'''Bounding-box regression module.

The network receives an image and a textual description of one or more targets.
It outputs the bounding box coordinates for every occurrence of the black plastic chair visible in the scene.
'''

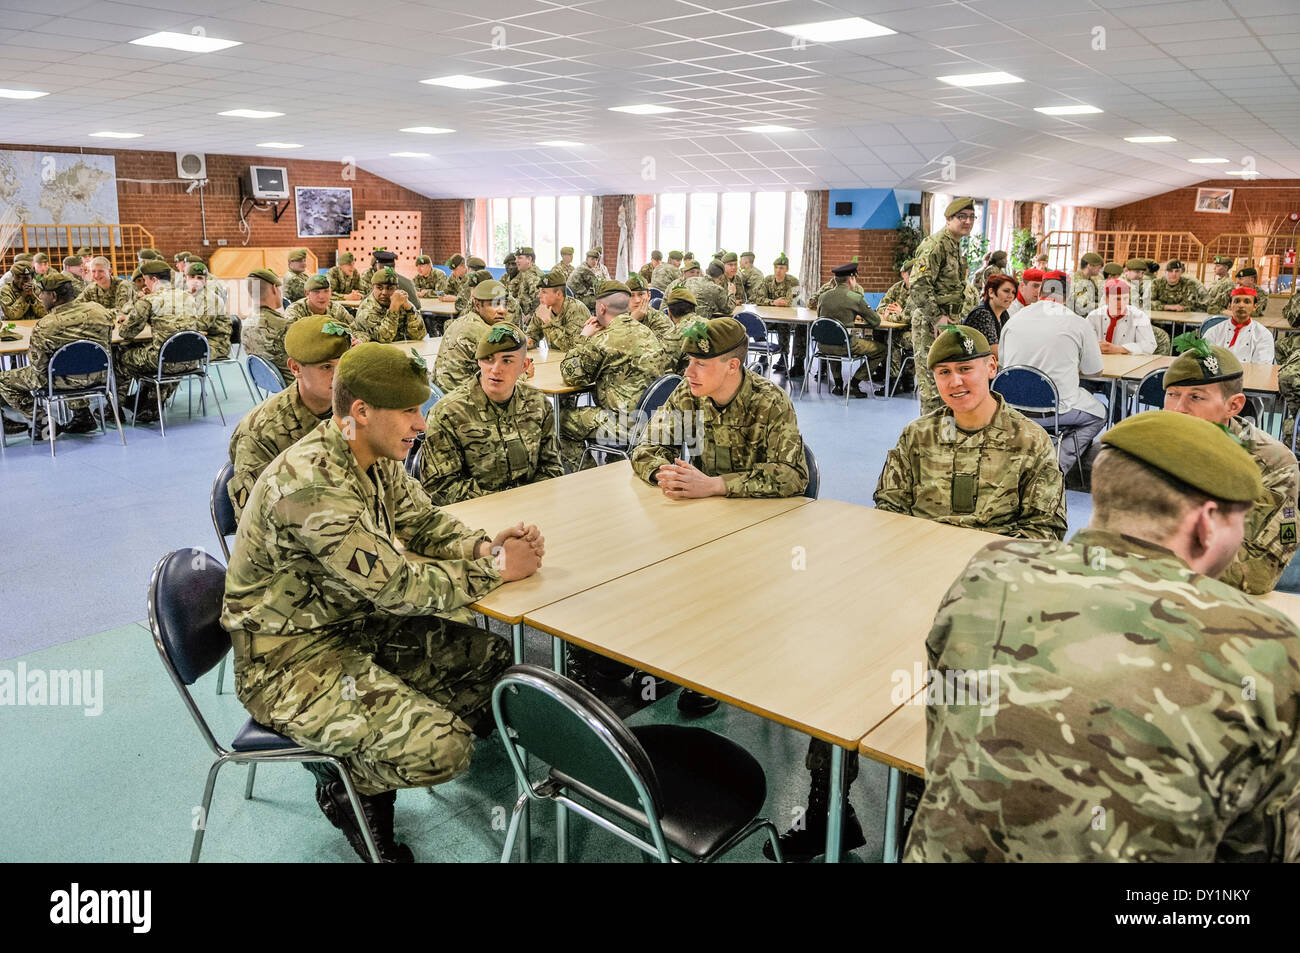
[132,330,225,435]
[803,441,819,499]
[648,288,664,308]
[579,373,682,469]
[799,318,874,406]
[147,549,381,862]
[993,365,1083,481]
[1133,368,1166,414]
[1201,315,1228,336]
[28,340,125,457]
[736,310,780,373]
[209,315,256,403]
[493,664,782,863]
[210,462,237,695]
[247,353,286,399]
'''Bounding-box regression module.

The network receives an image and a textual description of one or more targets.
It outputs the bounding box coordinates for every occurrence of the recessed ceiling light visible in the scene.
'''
[609,104,678,115]
[89,131,142,139]
[219,108,283,118]
[1034,105,1102,116]
[421,74,506,89]
[742,124,795,133]
[937,71,1023,87]
[130,31,241,53]
[1124,135,1176,143]
[537,140,583,147]
[1226,169,1260,176]
[389,151,430,158]
[0,88,48,99]
[257,142,302,149]
[1189,157,1229,163]
[400,126,454,134]
[774,17,895,43]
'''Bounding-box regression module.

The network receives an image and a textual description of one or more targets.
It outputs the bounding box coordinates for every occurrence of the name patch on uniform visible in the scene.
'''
[346,548,379,577]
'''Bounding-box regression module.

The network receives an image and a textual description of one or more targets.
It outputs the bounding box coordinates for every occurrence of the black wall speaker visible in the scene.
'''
[834,201,853,216]
[906,203,922,217]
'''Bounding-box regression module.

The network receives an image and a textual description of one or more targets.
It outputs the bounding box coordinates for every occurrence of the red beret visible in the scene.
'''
[1041,269,1068,282]
[1230,286,1257,298]
[1020,268,1044,281]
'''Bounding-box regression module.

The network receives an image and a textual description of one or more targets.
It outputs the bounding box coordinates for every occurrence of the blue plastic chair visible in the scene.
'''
[28,340,125,457]
[208,315,256,404]
[209,462,237,695]
[579,373,682,469]
[1134,368,1166,414]
[802,442,819,500]
[993,365,1083,480]
[799,318,874,406]
[735,310,781,373]
[247,354,286,399]
[132,331,224,436]
[648,288,664,308]
[1200,315,1228,336]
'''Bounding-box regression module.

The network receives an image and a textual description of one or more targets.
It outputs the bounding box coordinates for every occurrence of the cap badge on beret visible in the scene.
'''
[322,321,351,337]
[682,319,710,353]
[487,323,521,345]
[1173,332,1218,375]
[409,348,427,375]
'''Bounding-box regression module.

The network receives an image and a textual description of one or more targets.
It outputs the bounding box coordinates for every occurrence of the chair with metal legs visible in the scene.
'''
[209,462,237,695]
[798,318,875,406]
[247,353,286,399]
[578,373,681,469]
[208,315,256,403]
[28,340,126,457]
[131,331,225,436]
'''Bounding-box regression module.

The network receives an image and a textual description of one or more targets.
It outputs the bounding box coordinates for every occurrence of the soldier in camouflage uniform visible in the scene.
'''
[1,262,46,321]
[558,280,671,471]
[439,255,469,301]
[413,256,447,296]
[226,315,347,521]
[244,269,296,385]
[752,253,805,375]
[658,287,697,373]
[904,410,1300,862]
[222,342,544,862]
[287,273,354,327]
[738,251,763,300]
[351,268,426,344]
[1161,341,1298,595]
[60,256,86,295]
[113,259,203,417]
[639,251,662,284]
[566,249,602,312]
[500,253,519,299]
[1203,255,1234,313]
[626,274,673,339]
[969,249,1007,300]
[683,260,731,321]
[551,246,575,283]
[184,262,232,361]
[1207,266,1268,317]
[524,270,590,351]
[282,248,310,303]
[435,279,511,393]
[815,262,885,396]
[420,324,562,504]
[909,198,978,413]
[0,271,111,436]
[456,268,525,328]
[1068,251,1104,317]
[328,252,364,300]
[1151,258,1206,312]
[79,256,134,314]
[513,246,545,319]
[650,250,683,291]
[720,252,747,308]
[876,260,916,389]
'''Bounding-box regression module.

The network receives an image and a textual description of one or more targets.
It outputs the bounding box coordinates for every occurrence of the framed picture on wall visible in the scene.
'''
[296,186,354,237]
[1194,187,1233,214]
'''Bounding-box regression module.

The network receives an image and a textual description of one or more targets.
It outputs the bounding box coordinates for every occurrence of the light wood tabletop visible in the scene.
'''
[1089,352,1165,379]
[437,461,811,624]
[1258,589,1300,626]
[859,698,926,778]
[1148,310,1211,325]
[525,359,587,395]
[3,319,155,356]
[1122,355,1278,392]
[736,304,817,323]
[385,336,442,362]
[418,297,458,316]
[526,499,998,746]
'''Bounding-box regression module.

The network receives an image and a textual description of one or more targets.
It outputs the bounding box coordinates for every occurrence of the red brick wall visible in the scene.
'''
[817,193,900,292]
[0,143,463,267]
[1107,179,1300,242]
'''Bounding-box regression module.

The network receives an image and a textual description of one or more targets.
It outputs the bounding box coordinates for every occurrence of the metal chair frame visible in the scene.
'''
[209,462,236,695]
[798,318,875,406]
[28,340,125,457]
[207,315,256,403]
[247,353,287,400]
[578,373,682,469]
[131,330,225,436]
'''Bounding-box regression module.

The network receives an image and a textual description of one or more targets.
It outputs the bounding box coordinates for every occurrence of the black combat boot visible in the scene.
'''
[305,763,413,862]
[64,407,99,434]
[763,769,865,862]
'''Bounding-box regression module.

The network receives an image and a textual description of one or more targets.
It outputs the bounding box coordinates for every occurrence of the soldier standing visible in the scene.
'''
[908,197,977,414]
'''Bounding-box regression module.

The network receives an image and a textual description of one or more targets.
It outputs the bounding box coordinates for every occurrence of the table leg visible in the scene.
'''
[882,768,905,863]
[550,393,564,473]
[510,620,530,863]
[883,326,893,398]
[824,744,845,863]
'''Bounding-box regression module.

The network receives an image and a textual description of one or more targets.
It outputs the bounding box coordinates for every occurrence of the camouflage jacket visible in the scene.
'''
[1069,272,1102,317]
[566,263,600,311]
[455,279,524,327]
[78,277,134,314]
[226,381,330,521]
[1284,290,1300,328]
[286,297,353,327]
[631,370,808,498]
[970,264,1004,299]
[515,265,545,318]
[722,272,748,308]
[637,306,674,340]
[878,279,908,313]
[244,305,295,383]
[650,262,681,292]
[1,282,46,321]
[1151,276,1206,311]
[560,313,670,413]
[188,286,232,361]
[551,261,574,283]
[1217,416,1300,595]
[22,299,113,387]
[350,294,426,344]
[682,276,730,321]
[739,265,764,296]
[418,375,563,504]
[443,272,470,300]
[753,274,800,307]
[118,281,202,371]
[433,311,494,393]
[359,268,420,303]
[221,418,501,646]
[327,265,362,297]
[904,528,1300,862]
[908,228,972,331]
[282,270,309,303]
[806,278,836,310]
[414,271,447,295]
[874,394,1067,540]
[638,262,656,283]
[525,296,590,351]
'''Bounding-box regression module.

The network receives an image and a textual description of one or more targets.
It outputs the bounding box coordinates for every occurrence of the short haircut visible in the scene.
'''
[983,274,1018,302]
[600,291,630,314]
[52,283,79,305]
[667,299,694,319]
[1091,446,1250,537]
[332,374,361,419]
[720,341,748,366]
[89,256,111,270]
[1218,377,1244,400]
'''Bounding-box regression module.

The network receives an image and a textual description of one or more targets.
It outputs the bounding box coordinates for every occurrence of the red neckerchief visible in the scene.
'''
[1228,317,1250,348]
[1015,291,1028,305]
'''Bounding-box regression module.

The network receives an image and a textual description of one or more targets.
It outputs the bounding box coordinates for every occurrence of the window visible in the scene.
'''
[558,196,581,262]
[688,193,718,258]
[752,192,787,273]
[658,194,686,255]
[490,198,510,266]
[719,192,750,254]
[483,195,595,268]
[510,197,531,256]
[533,195,556,266]
[787,191,807,277]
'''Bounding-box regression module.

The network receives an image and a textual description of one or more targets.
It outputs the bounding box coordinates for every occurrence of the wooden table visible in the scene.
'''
[1123,355,1278,393]
[1258,589,1300,625]
[418,297,458,316]
[1081,353,1162,417]
[2,319,153,367]
[525,499,998,862]
[520,359,589,463]
[737,305,908,395]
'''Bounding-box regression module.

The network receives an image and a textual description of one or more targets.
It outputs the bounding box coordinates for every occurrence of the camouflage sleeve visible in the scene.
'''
[1256,288,1269,318]
[418,408,487,505]
[403,308,426,341]
[113,281,133,314]
[1284,293,1300,328]
[536,400,564,480]
[366,307,404,344]
[277,484,500,616]
[806,279,834,310]
[1206,281,1231,315]
[873,435,916,515]
[26,319,56,378]
[1218,457,1299,595]
[524,311,543,345]
[907,239,944,329]
[560,337,602,386]
[751,278,774,306]
[391,468,491,561]
[722,399,808,498]
[227,431,278,522]
[119,296,151,340]
[1012,441,1069,541]
[631,390,686,484]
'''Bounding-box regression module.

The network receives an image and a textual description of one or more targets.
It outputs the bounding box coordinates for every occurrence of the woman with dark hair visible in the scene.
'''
[962,274,1018,361]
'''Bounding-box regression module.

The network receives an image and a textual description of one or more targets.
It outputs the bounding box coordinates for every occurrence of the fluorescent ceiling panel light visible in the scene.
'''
[89,131,142,138]
[219,108,283,118]
[937,71,1023,87]
[1124,135,1176,143]
[0,88,48,99]
[742,124,795,133]
[131,31,241,53]
[609,104,678,115]
[1226,169,1260,176]
[1034,105,1102,115]
[774,17,895,43]
[389,151,430,157]
[421,74,506,89]
[537,140,583,147]
[257,142,301,148]
[401,126,454,134]
[1188,157,1229,163]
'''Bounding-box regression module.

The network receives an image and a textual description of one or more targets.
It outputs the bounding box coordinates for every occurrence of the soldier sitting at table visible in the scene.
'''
[1,261,46,321]
[287,274,354,327]
[420,323,562,504]
[434,279,512,393]
[351,267,426,344]
[184,262,232,361]
[626,274,673,338]
[815,261,885,397]
[524,270,590,351]
[243,269,294,385]
[113,259,202,422]
[327,251,363,300]
[413,256,446,296]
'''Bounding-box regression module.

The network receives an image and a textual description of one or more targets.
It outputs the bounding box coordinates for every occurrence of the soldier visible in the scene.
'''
[226,315,348,521]
[659,286,697,373]
[878,259,915,387]
[360,249,421,303]
[626,274,673,338]
[738,251,763,300]
[720,252,746,308]
[683,260,731,321]
[566,249,602,311]
[667,257,699,293]
[1068,251,1104,316]
[287,273,354,327]
[351,268,426,345]
[328,251,364,300]
[1209,266,1268,317]
[435,278,511,393]
[650,250,683,291]
[1,261,47,321]
[457,268,525,328]
[243,269,294,385]
[524,270,590,351]
[1122,257,1154,311]
[282,248,310,303]
[185,262,232,361]
[753,253,804,376]
[1162,339,1299,595]
[904,410,1300,863]
[1204,287,1273,363]
[1277,293,1300,436]
[1151,258,1206,312]
[420,323,562,504]
[639,250,662,284]
[589,246,610,281]
[558,280,671,471]
[552,246,575,283]
[31,252,51,276]
[441,254,470,301]
[0,271,111,437]
[501,252,519,299]
[221,342,544,862]
[513,246,544,318]
[969,249,1007,299]
[79,256,134,314]
[909,197,977,414]
[815,262,884,397]
[60,256,87,294]
[1203,255,1234,312]
[1,253,34,289]
[131,266,146,299]
[113,259,202,420]
[412,256,446,296]
[1085,277,1156,355]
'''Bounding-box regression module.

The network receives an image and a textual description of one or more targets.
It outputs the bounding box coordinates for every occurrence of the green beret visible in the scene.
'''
[305,273,331,291]
[722,252,738,264]
[173,251,191,262]
[586,247,601,259]
[1103,262,1123,277]
[668,250,682,261]
[682,259,701,273]
[706,261,724,278]
[13,253,32,263]
[288,249,308,262]
[515,246,535,257]
[559,246,574,255]
[35,271,74,292]
[595,280,630,299]
[415,255,431,265]
[1080,252,1103,266]
[539,270,567,288]
[666,287,696,306]
[75,247,91,257]
[370,267,399,286]
[475,322,526,360]
[468,269,492,286]
[1214,255,1233,266]
[130,266,143,280]
[1124,258,1148,271]
[185,262,208,277]
[141,259,172,277]
[446,254,464,268]
[1167,259,1185,270]
[32,252,49,264]
[467,256,486,269]
[944,196,975,217]
[1101,410,1262,504]
[249,268,281,285]
[773,253,789,266]
[10,261,33,278]
[62,255,83,267]
[503,253,516,265]
[650,250,663,260]
[472,279,507,301]
[681,317,746,357]
[989,250,1008,267]
[336,342,430,410]
[285,315,351,365]
[140,248,162,260]
[928,324,992,368]
[741,251,755,259]
[1164,336,1243,387]
[1236,266,1257,278]
[625,274,646,292]
[337,252,355,265]
[900,258,914,271]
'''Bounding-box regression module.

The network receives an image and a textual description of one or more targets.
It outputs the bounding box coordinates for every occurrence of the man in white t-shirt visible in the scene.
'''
[1203,287,1274,364]
[1085,278,1156,355]
[1000,270,1105,477]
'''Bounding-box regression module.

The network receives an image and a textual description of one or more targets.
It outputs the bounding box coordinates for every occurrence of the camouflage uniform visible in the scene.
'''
[815,283,884,387]
[282,270,309,303]
[226,382,330,521]
[360,267,420,303]
[1069,272,1102,317]
[1208,279,1267,317]
[443,271,470,301]
[752,273,805,367]
[970,264,1003,300]
[909,229,974,414]
[189,286,232,361]
[515,265,545,319]
[455,276,524,327]
[650,261,681,292]
[638,262,656,284]
[113,281,201,406]
[78,277,133,314]
[350,295,426,344]
[631,370,807,497]
[682,275,730,321]
[419,375,563,504]
[637,306,674,340]
[286,297,353,327]
[739,263,764,300]
[551,260,575,284]
[874,394,1068,540]
[878,278,916,385]
[1151,276,1206,311]
[805,278,836,311]
[221,418,509,798]
[414,271,447,296]
[1215,416,1299,595]
[433,312,494,393]
[327,265,363,297]
[903,529,1300,862]
[244,305,296,384]
[0,299,112,419]
[566,263,600,312]
[525,296,590,351]
[558,314,671,471]
[722,272,747,309]
[0,281,46,321]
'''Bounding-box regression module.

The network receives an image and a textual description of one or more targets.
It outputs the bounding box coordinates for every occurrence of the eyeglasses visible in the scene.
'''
[953,213,976,222]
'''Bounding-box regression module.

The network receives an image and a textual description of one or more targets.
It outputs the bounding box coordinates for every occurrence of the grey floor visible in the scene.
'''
[0,360,1093,862]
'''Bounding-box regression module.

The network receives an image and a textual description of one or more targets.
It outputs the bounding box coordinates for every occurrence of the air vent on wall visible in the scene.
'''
[176,151,207,180]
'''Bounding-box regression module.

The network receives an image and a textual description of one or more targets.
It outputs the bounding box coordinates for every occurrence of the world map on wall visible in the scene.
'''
[0,151,119,225]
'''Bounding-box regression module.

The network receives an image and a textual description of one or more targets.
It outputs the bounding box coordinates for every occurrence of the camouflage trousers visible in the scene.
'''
[233,615,510,796]
[559,405,619,471]
[776,326,808,366]
[817,338,884,385]
[0,364,101,419]
[1279,336,1300,440]
[113,345,186,407]
[912,319,946,415]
